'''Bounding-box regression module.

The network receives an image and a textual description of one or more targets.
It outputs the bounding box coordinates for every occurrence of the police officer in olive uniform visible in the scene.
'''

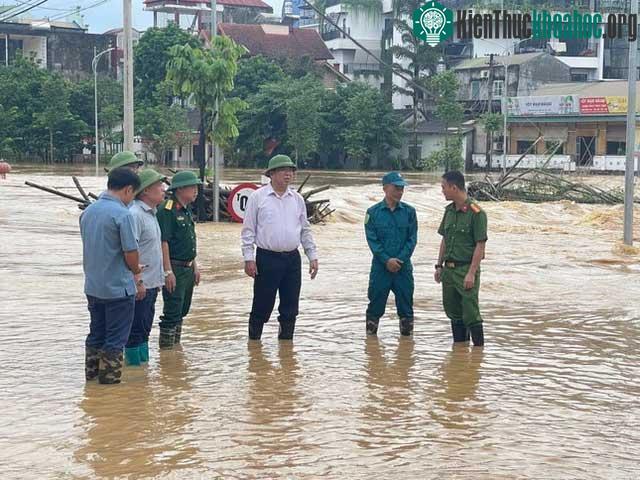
[105,151,144,173]
[365,172,418,336]
[156,171,202,349]
[435,171,488,347]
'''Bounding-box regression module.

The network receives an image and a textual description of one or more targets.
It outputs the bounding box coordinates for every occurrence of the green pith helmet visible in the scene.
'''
[168,170,203,191]
[135,168,167,196]
[106,151,144,171]
[265,154,296,176]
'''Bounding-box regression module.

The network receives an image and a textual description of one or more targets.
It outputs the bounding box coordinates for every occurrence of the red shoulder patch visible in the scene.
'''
[469,203,481,214]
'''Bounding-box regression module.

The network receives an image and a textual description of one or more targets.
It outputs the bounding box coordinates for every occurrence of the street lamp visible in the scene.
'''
[92,46,115,176]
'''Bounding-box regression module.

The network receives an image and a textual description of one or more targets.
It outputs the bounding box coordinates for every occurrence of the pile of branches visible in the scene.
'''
[25,173,335,224]
[468,138,640,205]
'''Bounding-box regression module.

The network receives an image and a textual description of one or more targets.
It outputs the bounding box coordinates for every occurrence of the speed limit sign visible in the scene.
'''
[227,183,259,223]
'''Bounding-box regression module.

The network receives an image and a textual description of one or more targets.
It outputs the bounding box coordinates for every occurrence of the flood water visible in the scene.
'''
[1,165,639,479]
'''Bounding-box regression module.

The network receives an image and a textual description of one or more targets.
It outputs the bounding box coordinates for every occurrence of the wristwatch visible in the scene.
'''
[435,264,443,270]
[136,278,144,287]
[164,270,173,277]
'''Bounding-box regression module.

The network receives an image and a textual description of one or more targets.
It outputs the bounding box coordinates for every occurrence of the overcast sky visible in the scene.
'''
[13,0,284,33]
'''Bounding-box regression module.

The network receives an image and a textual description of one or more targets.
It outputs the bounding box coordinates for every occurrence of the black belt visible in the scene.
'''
[257,247,298,257]
[171,259,194,267]
[444,260,470,268]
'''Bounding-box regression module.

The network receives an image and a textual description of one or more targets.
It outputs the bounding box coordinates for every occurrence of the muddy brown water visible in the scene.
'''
[0,165,639,479]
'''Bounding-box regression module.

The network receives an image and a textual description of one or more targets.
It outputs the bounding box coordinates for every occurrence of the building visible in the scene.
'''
[103,28,141,81]
[143,0,273,30]
[453,52,572,115]
[472,80,640,172]
[0,18,115,79]
[215,23,348,88]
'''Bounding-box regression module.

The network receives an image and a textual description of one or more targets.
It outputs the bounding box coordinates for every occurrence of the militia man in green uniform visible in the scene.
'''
[156,171,202,349]
[105,151,144,173]
[435,171,488,347]
[365,172,418,336]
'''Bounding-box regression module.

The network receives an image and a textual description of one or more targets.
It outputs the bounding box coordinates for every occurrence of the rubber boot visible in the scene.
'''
[249,321,264,340]
[451,321,470,343]
[85,346,100,381]
[399,317,414,336]
[278,320,295,340]
[98,350,124,385]
[125,346,141,366]
[366,316,380,335]
[470,324,484,347]
[174,322,183,345]
[159,326,176,350]
[139,342,149,363]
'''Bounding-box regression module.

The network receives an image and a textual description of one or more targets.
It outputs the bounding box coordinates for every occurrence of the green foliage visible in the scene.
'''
[134,24,202,104]
[0,55,87,162]
[136,82,192,165]
[420,136,464,172]
[481,112,503,134]
[166,37,248,148]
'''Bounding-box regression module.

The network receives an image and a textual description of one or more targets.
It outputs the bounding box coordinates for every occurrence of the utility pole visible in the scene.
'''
[211,0,220,222]
[123,0,134,152]
[623,0,638,245]
[486,53,494,172]
[502,62,508,177]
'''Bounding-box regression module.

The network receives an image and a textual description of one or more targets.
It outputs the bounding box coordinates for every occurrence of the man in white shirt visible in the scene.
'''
[241,155,319,341]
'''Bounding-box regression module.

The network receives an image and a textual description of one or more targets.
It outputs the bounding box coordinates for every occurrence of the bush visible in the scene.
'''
[419,137,464,172]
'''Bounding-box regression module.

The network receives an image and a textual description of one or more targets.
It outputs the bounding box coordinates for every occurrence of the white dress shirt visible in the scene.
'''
[241,184,318,262]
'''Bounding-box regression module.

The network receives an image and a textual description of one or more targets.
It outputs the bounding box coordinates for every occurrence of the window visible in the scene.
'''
[606,141,626,155]
[492,80,504,97]
[517,140,535,154]
[571,73,588,82]
[471,80,480,100]
[545,140,564,154]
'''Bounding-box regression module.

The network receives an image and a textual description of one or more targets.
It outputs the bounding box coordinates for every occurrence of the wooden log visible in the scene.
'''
[88,192,99,200]
[25,181,88,204]
[72,176,91,203]
[297,174,311,193]
[302,185,331,200]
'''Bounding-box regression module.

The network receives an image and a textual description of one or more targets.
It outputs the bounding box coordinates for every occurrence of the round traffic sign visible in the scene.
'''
[227,183,259,223]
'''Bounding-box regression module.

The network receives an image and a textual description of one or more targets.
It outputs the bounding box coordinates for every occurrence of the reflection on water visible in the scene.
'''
[1,167,640,479]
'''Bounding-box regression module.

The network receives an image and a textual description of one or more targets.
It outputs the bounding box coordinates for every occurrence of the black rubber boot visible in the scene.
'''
[249,321,264,340]
[174,322,183,345]
[366,316,380,335]
[399,317,414,336]
[278,320,295,340]
[159,326,176,350]
[451,321,470,343]
[470,324,484,346]
[98,350,124,385]
[85,346,100,381]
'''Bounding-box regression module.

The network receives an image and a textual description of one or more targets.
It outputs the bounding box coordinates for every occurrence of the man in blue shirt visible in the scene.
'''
[365,172,418,336]
[80,168,142,385]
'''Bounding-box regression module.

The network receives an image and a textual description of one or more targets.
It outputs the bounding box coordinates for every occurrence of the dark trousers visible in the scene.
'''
[249,248,302,336]
[86,295,135,355]
[159,265,195,330]
[126,287,159,348]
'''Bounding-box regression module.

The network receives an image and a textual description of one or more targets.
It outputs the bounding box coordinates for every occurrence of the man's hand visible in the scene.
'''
[194,266,201,286]
[245,260,257,278]
[434,269,442,284]
[309,259,319,279]
[135,282,147,301]
[464,272,476,290]
[165,272,176,293]
[386,258,403,273]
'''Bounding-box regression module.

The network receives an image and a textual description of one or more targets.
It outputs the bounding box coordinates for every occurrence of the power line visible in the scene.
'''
[1,0,50,21]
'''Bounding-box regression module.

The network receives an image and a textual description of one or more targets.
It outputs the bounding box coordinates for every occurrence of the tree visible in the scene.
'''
[342,82,402,169]
[0,103,17,157]
[481,112,504,171]
[232,55,286,100]
[134,24,202,104]
[428,71,464,148]
[166,37,247,219]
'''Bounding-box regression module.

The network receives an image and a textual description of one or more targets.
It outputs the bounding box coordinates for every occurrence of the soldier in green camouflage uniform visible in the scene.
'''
[435,171,488,347]
[156,171,202,350]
